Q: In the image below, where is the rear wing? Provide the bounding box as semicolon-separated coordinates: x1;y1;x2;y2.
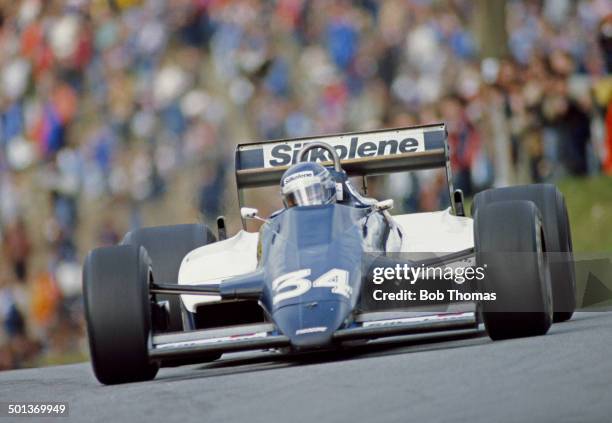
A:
235;123;448;189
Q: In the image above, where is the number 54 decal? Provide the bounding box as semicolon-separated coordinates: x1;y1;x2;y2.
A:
272;268;352;305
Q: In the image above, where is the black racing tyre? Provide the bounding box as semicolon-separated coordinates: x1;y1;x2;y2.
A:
474;201;553;340
122;224;215;332
473;184;575;322
83;245;158;385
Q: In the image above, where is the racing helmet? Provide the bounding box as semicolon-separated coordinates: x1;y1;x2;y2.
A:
280;162;337;208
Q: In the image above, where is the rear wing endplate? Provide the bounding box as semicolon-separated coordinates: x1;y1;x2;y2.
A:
235;123;449;189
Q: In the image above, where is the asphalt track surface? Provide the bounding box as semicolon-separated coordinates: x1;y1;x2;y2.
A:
1;312;611;423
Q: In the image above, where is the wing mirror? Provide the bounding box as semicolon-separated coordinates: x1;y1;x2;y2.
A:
241;207;269;223
240;207;259;219
374;199;394;211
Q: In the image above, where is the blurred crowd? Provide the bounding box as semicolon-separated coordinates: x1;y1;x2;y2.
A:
0;0;611;369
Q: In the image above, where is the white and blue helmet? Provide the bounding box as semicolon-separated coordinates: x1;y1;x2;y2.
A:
280;162;337;208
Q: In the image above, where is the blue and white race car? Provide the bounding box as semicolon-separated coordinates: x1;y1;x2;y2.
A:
83;123;576;384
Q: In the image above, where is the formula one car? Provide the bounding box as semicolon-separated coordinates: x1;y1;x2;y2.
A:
83;124;576;384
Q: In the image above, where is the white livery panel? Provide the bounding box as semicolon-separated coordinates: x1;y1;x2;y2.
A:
178;230;259;312
394;208;473;253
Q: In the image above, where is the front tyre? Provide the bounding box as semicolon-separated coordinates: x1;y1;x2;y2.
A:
473;184;576;322
83;245;159;385
474;201;553;340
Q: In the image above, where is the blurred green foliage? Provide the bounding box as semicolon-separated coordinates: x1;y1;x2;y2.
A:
558;176;612;252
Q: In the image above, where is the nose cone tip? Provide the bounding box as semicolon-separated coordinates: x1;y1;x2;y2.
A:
273;300;348;350
291;330;334;349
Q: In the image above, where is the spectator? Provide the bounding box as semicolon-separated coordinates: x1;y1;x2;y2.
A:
2;219;31;284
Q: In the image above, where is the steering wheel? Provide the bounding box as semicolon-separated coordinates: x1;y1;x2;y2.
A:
298;142;342;172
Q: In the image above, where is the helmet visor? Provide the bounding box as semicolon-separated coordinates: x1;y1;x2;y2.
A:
282;176;329;207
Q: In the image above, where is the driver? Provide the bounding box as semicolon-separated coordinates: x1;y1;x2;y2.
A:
280;162;337;208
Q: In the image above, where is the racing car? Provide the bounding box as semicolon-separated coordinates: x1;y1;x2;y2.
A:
83;123;576;385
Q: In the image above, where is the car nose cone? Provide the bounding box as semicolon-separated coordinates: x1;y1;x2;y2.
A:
273;300;349;350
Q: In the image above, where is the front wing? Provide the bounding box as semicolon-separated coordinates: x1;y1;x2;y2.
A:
149;309;479;363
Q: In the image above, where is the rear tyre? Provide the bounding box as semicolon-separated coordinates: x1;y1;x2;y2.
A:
122;224;215;332
83;245;158;384
473;184;575;322
474;201;553;340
